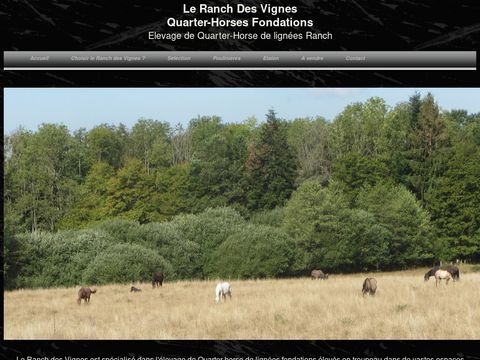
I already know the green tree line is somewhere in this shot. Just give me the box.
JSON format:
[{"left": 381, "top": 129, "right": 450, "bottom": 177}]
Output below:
[{"left": 4, "top": 93, "right": 480, "bottom": 288}]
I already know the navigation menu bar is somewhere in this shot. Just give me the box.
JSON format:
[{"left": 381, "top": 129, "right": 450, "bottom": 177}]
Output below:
[{"left": 4, "top": 51, "right": 476, "bottom": 70}]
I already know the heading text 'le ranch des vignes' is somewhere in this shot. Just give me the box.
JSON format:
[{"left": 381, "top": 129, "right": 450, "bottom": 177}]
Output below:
[{"left": 183, "top": 4, "right": 298, "bottom": 15}]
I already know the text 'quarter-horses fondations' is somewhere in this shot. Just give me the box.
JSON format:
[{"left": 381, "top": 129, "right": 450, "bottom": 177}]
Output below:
[
  {"left": 424, "top": 266, "right": 459, "bottom": 282},
  {"left": 434, "top": 269, "right": 453, "bottom": 287},
  {"left": 362, "top": 278, "right": 377, "bottom": 296},
  {"left": 77, "top": 287, "right": 96, "bottom": 304},
  {"left": 152, "top": 271, "right": 164, "bottom": 288},
  {"left": 311, "top": 269, "right": 329, "bottom": 280},
  {"left": 215, "top": 282, "right": 232, "bottom": 304}
]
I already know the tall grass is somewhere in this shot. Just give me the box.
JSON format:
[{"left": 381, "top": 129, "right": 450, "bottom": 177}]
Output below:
[{"left": 4, "top": 268, "right": 479, "bottom": 339}]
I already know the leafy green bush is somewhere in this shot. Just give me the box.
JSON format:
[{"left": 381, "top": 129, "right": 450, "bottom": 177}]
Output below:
[
  {"left": 13, "top": 229, "right": 113, "bottom": 288},
  {"left": 82, "top": 243, "right": 173, "bottom": 285},
  {"left": 93, "top": 219, "right": 142, "bottom": 244},
  {"left": 140, "top": 222, "right": 201, "bottom": 279},
  {"left": 171, "top": 207, "right": 246, "bottom": 277},
  {"left": 250, "top": 207, "right": 285, "bottom": 227},
  {"left": 172, "top": 207, "right": 245, "bottom": 244},
  {"left": 206, "top": 225, "right": 294, "bottom": 279},
  {"left": 90, "top": 219, "right": 202, "bottom": 279}
]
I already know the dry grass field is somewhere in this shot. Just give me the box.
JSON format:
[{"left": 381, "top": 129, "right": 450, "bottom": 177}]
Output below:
[{"left": 4, "top": 268, "right": 480, "bottom": 339}]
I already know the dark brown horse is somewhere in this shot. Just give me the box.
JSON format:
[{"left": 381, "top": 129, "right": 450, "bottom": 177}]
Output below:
[
  {"left": 362, "top": 278, "right": 377, "bottom": 296},
  {"left": 130, "top": 286, "right": 142, "bottom": 292},
  {"left": 311, "top": 269, "right": 329, "bottom": 280},
  {"left": 77, "top": 287, "right": 96, "bottom": 304},
  {"left": 152, "top": 271, "right": 164, "bottom": 288}
]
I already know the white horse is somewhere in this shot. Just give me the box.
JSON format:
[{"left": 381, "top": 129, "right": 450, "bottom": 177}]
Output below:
[
  {"left": 215, "top": 282, "right": 232, "bottom": 304},
  {"left": 434, "top": 269, "right": 452, "bottom": 287}
]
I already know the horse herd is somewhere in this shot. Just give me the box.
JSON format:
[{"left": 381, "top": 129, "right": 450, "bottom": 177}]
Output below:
[
  {"left": 77, "top": 271, "right": 164, "bottom": 304},
  {"left": 76, "top": 266, "right": 461, "bottom": 304}
]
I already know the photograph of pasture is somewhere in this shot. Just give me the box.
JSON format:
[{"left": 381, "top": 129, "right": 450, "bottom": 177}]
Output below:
[{"left": 3, "top": 88, "right": 480, "bottom": 339}]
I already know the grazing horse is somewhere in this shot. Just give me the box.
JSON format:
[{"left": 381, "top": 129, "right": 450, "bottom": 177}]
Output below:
[
  {"left": 434, "top": 269, "right": 453, "bottom": 287},
  {"left": 215, "top": 282, "right": 232, "bottom": 304},
  {"left": 424, "top": 266, "right": 460, "bottom": 282},
  {"left": 130, "top": 286, "right": 142, "bottom": 292},
  {"left": 77, "top": 287, "right": 96, "bottom": 304},
  {"left": 152, "top": 271, "right": 164, "bottom": 288},
  {"left": 362, "top": 278, "right": 377, "bottom": 296},
  {"left": 424, "top": 267, "right": 439, "bottom": 281},
  {"left": 311, "top": 269, "right": 329, "bottom": 280}
]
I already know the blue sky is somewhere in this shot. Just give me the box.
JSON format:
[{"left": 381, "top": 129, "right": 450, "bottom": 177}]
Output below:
[{"left": 4, "top": 88, "right": 480, "bottom": 134}]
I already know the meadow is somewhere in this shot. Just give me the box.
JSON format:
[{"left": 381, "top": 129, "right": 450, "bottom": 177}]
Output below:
[{"left": 4, "top": 268, "right": 480, "bottom": 339}]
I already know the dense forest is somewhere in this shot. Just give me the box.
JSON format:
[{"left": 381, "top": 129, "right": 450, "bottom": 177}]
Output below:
[{"left": 4, "top": 93, "right": 480, "bottom": 289}]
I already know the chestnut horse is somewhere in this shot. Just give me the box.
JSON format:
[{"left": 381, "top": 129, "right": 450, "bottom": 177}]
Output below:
[{"left": 77, "top": 287, "right": 96, "bottom": 304}]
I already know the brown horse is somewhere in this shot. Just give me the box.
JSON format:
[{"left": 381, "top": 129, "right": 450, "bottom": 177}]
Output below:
[
  {"left": 130, "top": 286, "right": 142, "bottom": 292},
  {"left": 77, "top": 287, "right": 96, "bottom": 304},
  {"left": 362, "top": 278, "right": 377, "bottom": 296}
]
